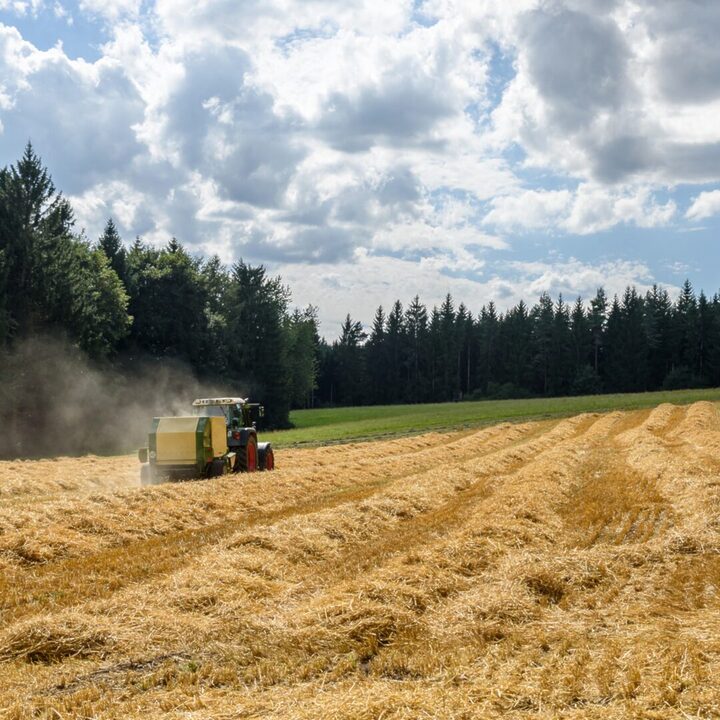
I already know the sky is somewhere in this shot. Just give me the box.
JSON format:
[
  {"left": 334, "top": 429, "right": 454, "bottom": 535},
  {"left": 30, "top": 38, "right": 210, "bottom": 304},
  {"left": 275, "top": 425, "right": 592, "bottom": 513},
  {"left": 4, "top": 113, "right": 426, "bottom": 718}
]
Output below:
[{"left": 1, "top": 0, "right": 719, "bottom": 337}]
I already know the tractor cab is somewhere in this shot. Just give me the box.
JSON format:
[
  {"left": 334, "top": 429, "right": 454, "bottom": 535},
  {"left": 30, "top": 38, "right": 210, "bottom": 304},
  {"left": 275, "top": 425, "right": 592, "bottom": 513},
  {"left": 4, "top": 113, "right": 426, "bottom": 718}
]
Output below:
[
  {"left": 191, "top": 397, "right": 265, "bottom": 429},
  {"left": 191, "top": 398, "right": 272, "bottom": 473}
]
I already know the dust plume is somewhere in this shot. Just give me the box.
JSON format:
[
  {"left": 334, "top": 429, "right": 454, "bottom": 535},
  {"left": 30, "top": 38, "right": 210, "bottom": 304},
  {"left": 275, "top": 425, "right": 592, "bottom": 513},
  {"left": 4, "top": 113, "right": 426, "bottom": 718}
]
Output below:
[{"left": 0, "top": 335, "right": 242, "bottom": 459}]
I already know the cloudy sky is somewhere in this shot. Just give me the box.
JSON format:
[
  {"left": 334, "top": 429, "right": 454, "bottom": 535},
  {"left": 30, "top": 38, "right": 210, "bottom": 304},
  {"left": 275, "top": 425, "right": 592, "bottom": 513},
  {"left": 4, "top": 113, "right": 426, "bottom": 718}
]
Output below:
[{"left": 1, "top": 0, "right": 719, "bottom": 335}]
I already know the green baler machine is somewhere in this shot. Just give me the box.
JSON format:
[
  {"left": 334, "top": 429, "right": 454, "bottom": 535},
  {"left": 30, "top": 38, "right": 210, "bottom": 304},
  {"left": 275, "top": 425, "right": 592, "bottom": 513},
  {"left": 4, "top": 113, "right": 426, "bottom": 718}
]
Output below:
[{"left": 138, "top": 397, "right": 274, "bottom": 485}]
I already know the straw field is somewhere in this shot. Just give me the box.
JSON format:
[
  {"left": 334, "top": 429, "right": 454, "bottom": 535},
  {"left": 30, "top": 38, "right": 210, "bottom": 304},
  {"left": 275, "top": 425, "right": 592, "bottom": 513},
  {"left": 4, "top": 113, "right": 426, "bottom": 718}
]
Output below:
[{"left": 1, "top": 402, "right": 720, "bottom": 718}]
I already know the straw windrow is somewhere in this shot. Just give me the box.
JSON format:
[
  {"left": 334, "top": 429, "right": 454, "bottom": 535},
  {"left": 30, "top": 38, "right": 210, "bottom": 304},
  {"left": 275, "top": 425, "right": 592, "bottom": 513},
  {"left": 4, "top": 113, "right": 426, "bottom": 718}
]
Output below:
[{"left": 1, "top": 402, "right": 719, "bottom": 718}]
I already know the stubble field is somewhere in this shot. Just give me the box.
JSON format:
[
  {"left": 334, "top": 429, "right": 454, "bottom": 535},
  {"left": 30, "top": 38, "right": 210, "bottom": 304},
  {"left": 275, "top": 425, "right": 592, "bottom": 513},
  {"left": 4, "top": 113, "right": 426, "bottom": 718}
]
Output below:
[{"left": 1, "top": 401, "right": 720, "bottom": 718}]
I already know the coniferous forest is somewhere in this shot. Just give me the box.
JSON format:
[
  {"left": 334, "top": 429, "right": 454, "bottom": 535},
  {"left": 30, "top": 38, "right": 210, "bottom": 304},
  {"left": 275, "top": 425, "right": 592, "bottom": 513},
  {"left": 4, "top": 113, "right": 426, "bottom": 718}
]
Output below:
[{"left": 1, "top": 145, "right": 720, "bottom": 454}]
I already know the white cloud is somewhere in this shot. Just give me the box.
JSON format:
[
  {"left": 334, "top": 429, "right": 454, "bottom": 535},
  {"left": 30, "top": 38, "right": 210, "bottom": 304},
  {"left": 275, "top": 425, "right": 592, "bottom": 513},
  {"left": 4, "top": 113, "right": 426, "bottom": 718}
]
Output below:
[
  {"left": 490, "top": 2, "right": 720, "bottom": 185},
  {"left": 484, "top": 185, "right": 676, "bottom": 235},
  {"left": 78, "top": 0, "right": 140, "bottom": 21},
  {"left": 686, "top": 190, "right": 720, "bottom": 221},
  {"left": 483, "top": 189, "right": 572, "bottom": 230},
  {"left": 506, "top": 258, "right": 668, "bottom": 304},
  {"left": 281, "top": 252, "right": 670, "bottom": 339},
  {"left": 562, "top": 185, "right": 676, "bottom": 235},
  {"left": 0, "top": 0, "right": 44, "bottom": 16}
]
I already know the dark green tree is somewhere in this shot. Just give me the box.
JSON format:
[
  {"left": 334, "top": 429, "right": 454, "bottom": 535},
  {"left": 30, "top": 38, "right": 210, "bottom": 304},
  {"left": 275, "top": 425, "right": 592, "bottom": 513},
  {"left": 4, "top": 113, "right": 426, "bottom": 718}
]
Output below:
[
  {"left": 98, "top": 218, "right": 127, "bottom": 285},
  {"left": 226, "top": 261, "right": 291, "bottom": 427},
  {"left": 589, "top": 287, "right": 607, "bottom": 376},
  {"left": 531, "top": 293, "right": 555, "bottom": 395},
  {"left": 285, "top": 306, "right": 320, "bottom": 408},
  {"left": 334, "top": 314, "right": 367, "bottom": 406},
  {"left": 366, "top": 305, "right": 387, "bottom": 404},
  {"left": 385, "top": 300, "right": 405, "bottom": 404},
  {"left": 404, "top": 296, "right": 429, "bottom": 402}
]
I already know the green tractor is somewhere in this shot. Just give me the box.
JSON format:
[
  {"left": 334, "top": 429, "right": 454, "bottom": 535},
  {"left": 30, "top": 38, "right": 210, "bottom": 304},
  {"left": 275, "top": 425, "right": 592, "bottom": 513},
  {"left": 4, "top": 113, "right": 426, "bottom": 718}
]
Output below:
[{"left": 138, "top": 397, "right": 275, "bottom": 485}]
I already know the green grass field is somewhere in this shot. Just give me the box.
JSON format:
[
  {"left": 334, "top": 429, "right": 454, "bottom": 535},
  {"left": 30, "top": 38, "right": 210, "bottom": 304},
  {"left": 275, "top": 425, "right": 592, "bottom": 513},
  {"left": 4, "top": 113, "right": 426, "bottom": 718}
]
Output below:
[{"left": 266, "top": 387, "right": 720, "bottom": 447}]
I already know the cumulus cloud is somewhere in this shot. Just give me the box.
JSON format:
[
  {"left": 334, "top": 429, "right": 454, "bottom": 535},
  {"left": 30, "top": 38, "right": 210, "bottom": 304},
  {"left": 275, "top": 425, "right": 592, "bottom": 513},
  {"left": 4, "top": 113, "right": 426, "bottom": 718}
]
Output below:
[
  {"left": 647, "top": 2, "right": 720, "bottom": 104},
  {"left": 506, "top": 258, "right": 666, "bottom": 303},
  {"left": 562, "top": 185, "right": 676, "bottom": 235},
  {"left": 484, "top": 185, "right": 676, "bottom": 235},
  {"left": 483, "top": 189, "right": 572, "bottom": 231},
  {"left": 78, "top": 0, "right": 141, "bottom": 21},
  {"left": 0, "top": 26, "right": 144, "bottom": 194},
  {"left": 520, "top": 7, "right": 632, "bottom": 133},
  {"left": 492, "top": 1, "right": 720, "bottom": 186},
  {"left": 686, "top": 190, "right": 720, "bottom": 221}
]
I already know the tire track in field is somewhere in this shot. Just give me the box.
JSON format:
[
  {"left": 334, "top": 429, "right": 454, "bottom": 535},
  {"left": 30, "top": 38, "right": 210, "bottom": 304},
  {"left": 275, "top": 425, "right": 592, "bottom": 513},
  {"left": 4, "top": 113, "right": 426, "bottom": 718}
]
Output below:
[
  {"left": 203, "top": 412, "right": 611, "bottom": 687},
  {"left": 5, "top": 405, "right": 720, "bottom": 720},
  {"left": 16, "top": 413, "right": 605, "bottom": 691},
  {"left": 0, "top": 415, "right": 580, "bottom": 672},
  {"left": 360, "top": 405, "right": 707, "bottom": 703},
  {"left": 0, "top": 420, "right": 557, "bottom": 626},
  {"left": 0, "top": 421, "right": 540, "bottom": 569}
]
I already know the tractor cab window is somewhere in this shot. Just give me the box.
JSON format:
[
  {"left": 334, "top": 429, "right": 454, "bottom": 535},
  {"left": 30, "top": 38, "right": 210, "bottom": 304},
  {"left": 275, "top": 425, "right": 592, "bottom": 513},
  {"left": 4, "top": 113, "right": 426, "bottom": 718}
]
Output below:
[{"left": 229, "top": 404, "right": 243, "bottom": 428}]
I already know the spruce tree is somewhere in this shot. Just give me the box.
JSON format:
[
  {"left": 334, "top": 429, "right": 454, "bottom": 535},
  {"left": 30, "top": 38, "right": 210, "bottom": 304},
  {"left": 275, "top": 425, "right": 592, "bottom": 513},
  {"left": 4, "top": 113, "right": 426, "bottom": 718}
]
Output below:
[
  {"left": 98, "top": 218, "right": 127, "bottom": 285},
  {"left": 531, "top": 293, "right": 555, "bottom": 395},
  {"left": 385, "top": 300, "right": 405, "bottom": 404},
  {"left": 404, "top": 296, "right": 428, "bottom": 402},
  {"left": 366, "top": 306, "right": 387, "bottom": 404}
]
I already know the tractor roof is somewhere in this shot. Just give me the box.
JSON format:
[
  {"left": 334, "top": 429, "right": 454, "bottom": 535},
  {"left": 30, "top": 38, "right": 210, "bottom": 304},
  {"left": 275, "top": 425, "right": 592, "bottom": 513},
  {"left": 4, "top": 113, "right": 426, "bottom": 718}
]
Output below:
[{"left": 192, "top": 397, "right": 248, "bottom": 407}]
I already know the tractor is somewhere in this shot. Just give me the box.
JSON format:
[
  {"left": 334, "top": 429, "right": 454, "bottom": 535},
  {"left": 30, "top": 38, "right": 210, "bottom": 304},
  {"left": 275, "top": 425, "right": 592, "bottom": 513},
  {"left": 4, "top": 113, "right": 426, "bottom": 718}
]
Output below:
[{"left": 138, "top": 397, "right": 275, "bottom": 485}]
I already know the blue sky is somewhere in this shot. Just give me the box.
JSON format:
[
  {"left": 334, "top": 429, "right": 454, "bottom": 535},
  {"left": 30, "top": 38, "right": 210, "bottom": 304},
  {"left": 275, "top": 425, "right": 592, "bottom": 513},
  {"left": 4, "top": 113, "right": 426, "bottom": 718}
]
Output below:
[{"left": 1, "top": 0, "right": 719, "bottom": 335}]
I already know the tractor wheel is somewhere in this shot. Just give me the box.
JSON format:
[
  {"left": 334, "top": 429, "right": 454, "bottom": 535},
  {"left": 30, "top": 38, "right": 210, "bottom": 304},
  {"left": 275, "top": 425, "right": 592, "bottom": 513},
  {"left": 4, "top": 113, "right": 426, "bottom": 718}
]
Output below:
[
  {"left": 263, "top": 448, "right": 275, "bottom": 471},
  {"left": 237, "top": 435, "right": 258, "bottom": 473},
  {"left": 258, "top": 442, "right": 275, "bottom": 471},
  {"left": 210, "top": 458, "right": 226, "bottom": 477}
]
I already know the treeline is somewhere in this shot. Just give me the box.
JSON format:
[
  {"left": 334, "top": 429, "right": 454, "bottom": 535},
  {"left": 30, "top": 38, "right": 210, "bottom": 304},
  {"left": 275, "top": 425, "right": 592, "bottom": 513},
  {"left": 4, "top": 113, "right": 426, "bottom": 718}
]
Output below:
[
  {"left": 0, "top": 144, "right": 318, "bottom": 435},
  {"left": 317, "top": 283, "right": 720, "bottom": 406},
  {"left": 1, "top": 144, "right": 719, "bottom": 448}
]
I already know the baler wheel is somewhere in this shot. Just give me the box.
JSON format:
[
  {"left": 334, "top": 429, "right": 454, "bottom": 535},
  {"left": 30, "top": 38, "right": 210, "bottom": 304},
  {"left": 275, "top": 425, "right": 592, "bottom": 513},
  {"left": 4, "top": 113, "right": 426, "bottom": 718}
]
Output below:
[
  {"left": 264, "top": 448, "right": 275, "bottom": 471},
  {"left": 238, "top": 436, "right": 258, "bottom": 473}
]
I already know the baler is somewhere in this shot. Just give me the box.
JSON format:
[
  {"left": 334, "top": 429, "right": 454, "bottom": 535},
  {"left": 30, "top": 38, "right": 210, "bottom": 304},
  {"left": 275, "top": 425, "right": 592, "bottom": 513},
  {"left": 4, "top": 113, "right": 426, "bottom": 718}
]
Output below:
[{"left": 138, "top": 397, "right": 275, "bottom": 485}]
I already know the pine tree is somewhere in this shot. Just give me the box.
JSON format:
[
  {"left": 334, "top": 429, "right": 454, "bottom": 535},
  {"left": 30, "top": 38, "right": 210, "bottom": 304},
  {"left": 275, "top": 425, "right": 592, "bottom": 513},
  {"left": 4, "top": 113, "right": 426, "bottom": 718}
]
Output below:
[
  {"left": 404, "top": 296, "right": 429, "bottom": 402},
  {"left": 477, "top": 302, "right": 499, "bottom": 395},
  {"left": 439, "top": 294, "right": 458, "bottom": 400},
  {"left": 0, "top": 142, "right": 75, "bottom": 336},
  {"left": 697, "top": 291, "right": 713, "bottom": 384},
  {"left": 589, "top": 287, "right": 607, "bottom": 376},
  {"left": 385, "top": 300, "right": 405, "bottom": 404},
  {"left": 366, "top": 306, "right": 387, "bottom": 404},
  {"left": 644, "top": 285, "right": 673, "bottom": 388},
  {"left": 673, "top": 279, "right": 700, "bottom": 377},
  {"left": 603, "top": 295, "right": 623, "bottom": 391},
  {"left": 620, "top": 286, "right": 649, "bottom": 392},
  {"left": 285, "top": 306, "right": 320, "bottom": 408},
  {"left": 226, "top": 261, "right": 292, "bottom": 427},
  {"left": 531, "top": 293, "right": 555, "bottom": 395},
  {"left": 550, "top": 295, "right": 573, "bottom": 395},
  {"left": 456, "top": 303, "right": 474, "bottom": 398},
  {"left": 98, "top": 218, "right": 127, "bottom": 284},
  {"left": 335, "top": 314, "right": 367, "bottom": 406},
  {"left": 501, "top": 300, "right": 532, "bottom": 392}
]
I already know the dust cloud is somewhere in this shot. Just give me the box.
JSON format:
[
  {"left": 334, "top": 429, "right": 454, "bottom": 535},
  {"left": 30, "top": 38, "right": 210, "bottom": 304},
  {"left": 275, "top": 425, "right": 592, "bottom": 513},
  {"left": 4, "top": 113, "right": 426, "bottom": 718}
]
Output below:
[{"left": 0, "top": 335, "right": 241, "bottom": 459}]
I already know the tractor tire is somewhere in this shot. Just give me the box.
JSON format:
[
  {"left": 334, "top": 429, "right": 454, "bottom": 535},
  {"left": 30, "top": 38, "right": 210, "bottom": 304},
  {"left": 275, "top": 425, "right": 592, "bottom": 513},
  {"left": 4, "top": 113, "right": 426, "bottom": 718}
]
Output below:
[
  {"left": 210, "top": 458, "right": 226, "bottom": 478},
  {"left": 258, "top": 442, "right": 275, "bottom": 471},
  {"left": 237, "top": 435, "right": 258, "bottom": 473}
]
